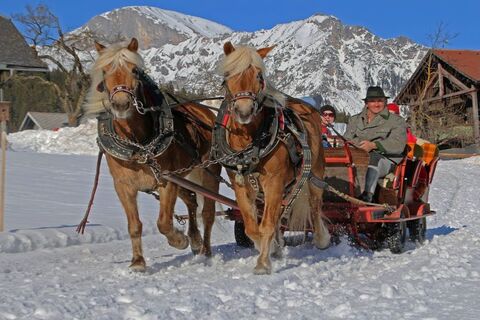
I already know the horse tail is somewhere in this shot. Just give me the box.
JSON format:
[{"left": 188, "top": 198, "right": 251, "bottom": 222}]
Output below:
[
  {"left": 287, "top": 183, "right": 312, "bottom": 235},
  {"left": 185, "top": 168, "right": 205, "bottom": 217}
]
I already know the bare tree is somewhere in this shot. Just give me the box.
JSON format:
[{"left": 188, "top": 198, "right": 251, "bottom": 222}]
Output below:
[
  {"left": 427, "top": 21, "right": 459, "bottom": 49},
  {"left": 12, "top": 4, "right": 98, "bottom": 126}
]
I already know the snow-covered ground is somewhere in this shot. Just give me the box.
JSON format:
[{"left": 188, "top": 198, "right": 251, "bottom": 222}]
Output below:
[{"left": 1, "top": 125, "right": 480, "bottom": 319}]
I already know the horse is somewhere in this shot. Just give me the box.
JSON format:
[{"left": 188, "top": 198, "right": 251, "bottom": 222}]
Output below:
[
  {"left": 215, "top": 42, "right": 331, "bottom": 274},
  {"left": 83, "top": 38, "right": 221, "bottom": 271}
]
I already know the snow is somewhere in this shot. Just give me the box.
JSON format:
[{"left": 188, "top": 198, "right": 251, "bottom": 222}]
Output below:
[
  {"left": 115, "top": 6, "right": 232, "bottom": 38},
  {"left": 1, "top": 126, "right": 480, "bottom": 319}
]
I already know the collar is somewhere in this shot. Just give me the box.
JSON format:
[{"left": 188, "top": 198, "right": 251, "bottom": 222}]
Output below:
[{"left": 361, "top": 106, "right": 390, "bottom": 122}]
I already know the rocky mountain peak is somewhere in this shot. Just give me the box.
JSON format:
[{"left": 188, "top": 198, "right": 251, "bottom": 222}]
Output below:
[{"left": 68, "top": 7, "right": 426, "bottom": 114}]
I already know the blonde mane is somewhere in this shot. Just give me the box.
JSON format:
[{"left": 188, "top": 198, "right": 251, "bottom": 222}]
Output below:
[
  {"left": 218, "top": 46, "right": 285, "bottom": 107},
  {"left": 83, "top": 42, "right": 145, "bottom": 114}
]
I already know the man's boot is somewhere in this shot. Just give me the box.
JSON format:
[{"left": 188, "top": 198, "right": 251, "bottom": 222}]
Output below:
[{"left": 359, "top": 166, "right": 379, "bottom": 203}]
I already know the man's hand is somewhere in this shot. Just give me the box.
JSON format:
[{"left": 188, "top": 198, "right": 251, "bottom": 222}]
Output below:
[{"left": 357, "top": 140, "right": 376, "bottom": 152}]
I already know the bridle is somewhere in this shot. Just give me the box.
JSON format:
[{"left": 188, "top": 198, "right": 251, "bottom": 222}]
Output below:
[
  {"left": 97, "top": 67, "right": 146, "bottom": 115},
  {"left": 223, "top": 67, "right": 266, "bottom": 117}
]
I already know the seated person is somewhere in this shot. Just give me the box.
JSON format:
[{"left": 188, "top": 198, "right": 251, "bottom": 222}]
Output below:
[
  {"left": 344, "top": 86, "right": 407, "bottom": 202},
  {"left": 387, "top": 103, "right": 417, "bottom": 144},
  {"left": 320, "top": 104, "right": 346, "bottom": 148}
]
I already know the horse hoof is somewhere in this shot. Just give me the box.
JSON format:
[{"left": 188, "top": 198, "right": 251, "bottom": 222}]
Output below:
[
  {"left": 199, "top": 246, "right": 212, "bottom": 257},
  {"left": 168, "top": 235, "right": 189, "bottom": 250},
  {"left": 129, "top": 257, "right": 146, "bottom": 272},
  {"left": 189, "top": 234, "right": 203, "bottom": 255},
  {"left": 253, "top": 262, "right": 272, "bottom": 275},
  {"left": 314, "top": 234, "right": 331, "bottom": 250}
]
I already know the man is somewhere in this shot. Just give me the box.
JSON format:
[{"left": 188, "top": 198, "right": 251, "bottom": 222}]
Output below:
[
  {"left": 344, "top": 86, "right": 407, "bottom": 202},
  {"left": 320, "top": 104, "right": 346, "bottom": 147}
]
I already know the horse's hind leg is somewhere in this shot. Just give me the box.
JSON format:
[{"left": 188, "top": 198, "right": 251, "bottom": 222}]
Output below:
[
  {"left": 199, "top": 164, "right": 221, "bottom": 257},
  {"left": 178, "top": 187, "right": 202, "bottom": 255},
  {"left": 157, "top": 182, "right": 189, "bottom": 250},
  {"left": 114, "top": 182, "right": 145, "bottom": 271}
]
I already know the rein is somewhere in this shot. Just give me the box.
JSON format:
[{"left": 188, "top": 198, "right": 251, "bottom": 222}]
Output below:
[{"left": 76, "top": 151, "right": 103, "bottom": 234}]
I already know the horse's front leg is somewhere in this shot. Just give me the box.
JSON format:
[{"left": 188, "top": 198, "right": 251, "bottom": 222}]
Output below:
[
  {"left": 233, "top": 182, "right": 261, "bottom": 249},
  {"left": 114, "top": 181, "right": 145, "bottom": 271},
  {"left": 254, "top": 177, "right": 284, "bottom": 275},
  {"left": 157, "top": 182, "right": 189, "bottom": 250}
]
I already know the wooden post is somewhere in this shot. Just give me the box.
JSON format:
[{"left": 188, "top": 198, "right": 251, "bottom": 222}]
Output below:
[
  {"left": 438, "top": 64, "right": 444, "bottom": 97},
  {"left": 471, "top": 86, "right": 480, "bottom": 146},
  {"left": 0, "top": 101, "right": 9, "bottom": 232}
]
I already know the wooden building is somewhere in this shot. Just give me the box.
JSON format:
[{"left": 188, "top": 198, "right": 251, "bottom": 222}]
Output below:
[
  {"left": 0, "top": 15, "right": 49, "bottom": 130},
  {"left": 0, "top": 15, "right": 49, "bottom": 82},
  {"left": 19, "top": 112, "right": 68, "bottom": 131},
  {"left": 395, "top": 49, "right": 480, "bottom": 147}
]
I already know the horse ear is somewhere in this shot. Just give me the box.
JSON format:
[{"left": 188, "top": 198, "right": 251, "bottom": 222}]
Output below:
[
  {"left": 127, "top": 38, "right": 138, "bottom": 52},
  {"left": 257, "top": 45, "right": 276, "bottom": 59},
  {"left": 95, "top": 41, "right": 105, "bottom": 53},
  {"left": 223, "top": 42, "right": 235, "bottom": 55}
]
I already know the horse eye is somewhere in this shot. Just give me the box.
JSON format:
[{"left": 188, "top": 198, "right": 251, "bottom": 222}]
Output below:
[{"left": 96, "top": 82, "right": 105, "bottom": 93}]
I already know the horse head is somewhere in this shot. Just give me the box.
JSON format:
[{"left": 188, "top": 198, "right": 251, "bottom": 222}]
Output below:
[
  {"left": 220, "top": 42, "right": 275, "bottom": 124},
  {"left": 88, "top": 38, "right": 144, "bottom": 119}
]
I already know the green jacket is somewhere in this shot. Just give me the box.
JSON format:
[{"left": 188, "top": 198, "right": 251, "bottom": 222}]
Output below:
[{"left": 344, "top": 107, "right": 407, "bottom": 155}]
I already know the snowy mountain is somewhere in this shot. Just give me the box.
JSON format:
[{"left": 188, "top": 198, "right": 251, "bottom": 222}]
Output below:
[
  {"left": 75, "top": 6, "right": 232, "bottom": 48},
  {"left": 71, "top": 6, "right": 426, "bottom": 114}
]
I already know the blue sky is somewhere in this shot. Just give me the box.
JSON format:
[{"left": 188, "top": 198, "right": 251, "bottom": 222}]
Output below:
[{"left": 1, "top": 0, "right": 479, "bottom": 49}]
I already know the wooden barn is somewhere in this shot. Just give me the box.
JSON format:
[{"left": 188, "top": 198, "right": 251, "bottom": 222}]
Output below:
[
  {"left": 0, "top": 15, "right": 48, "bottom": 83},
  {"left": 0, "top": 15, "right": 49, "bottom": 130},
  {"left": 395, "top": 49, "right": 480, "bottom": 147}
]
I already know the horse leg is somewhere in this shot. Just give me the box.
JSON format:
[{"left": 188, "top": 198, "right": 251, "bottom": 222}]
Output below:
[
  {"left": 271, "top": 223, "right": 284, "bottom": 259},
  {"left": 309, "top": 185, "right": 331, "bottom": 249},
  {"left": 198, "top": 164, "right": 221, "bottom": 257},
  {"left": 157, "top": 182, "right": 189, "bottom": 250},
  {"left": 234, "top": 185, "right": 261, "bottom": 250},
  {"left": 114, "top": 182, "right": 145, "bottom": 271},
  {"left": 254, "top": 182, "right": 284, "bottom": 275},
  {"left": 178, "top": 187, "right": 202, "bottom": 255}
]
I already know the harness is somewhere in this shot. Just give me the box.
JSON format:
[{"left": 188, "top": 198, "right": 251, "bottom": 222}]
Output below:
[
  {"left": 211, "top": 98, "right": 285, "bottom": 175},
  {"left": 96, "top": 68, "right": 176, "bottom": 162},
  {"left": 211, "top": 96, "right": 312, "bottom": 220},
  {"left": 96, "top": 110, "right": 174, "bottom": 162}
]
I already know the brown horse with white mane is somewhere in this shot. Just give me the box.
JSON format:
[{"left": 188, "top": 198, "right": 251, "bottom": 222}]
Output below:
[
  {"left": 84, "top": 38, "right": 220, "bottom": 271},
  {"left": 215, "top": 42, "right": 331, "bottom": 274}
]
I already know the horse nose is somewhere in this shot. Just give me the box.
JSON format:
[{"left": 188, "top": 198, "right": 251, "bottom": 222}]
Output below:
[
  {"left": 111, "top": 93, "right": 131, "bottom": 110},
  {"left": 234, "top": 99, "right": 254, "bottom": 117}
]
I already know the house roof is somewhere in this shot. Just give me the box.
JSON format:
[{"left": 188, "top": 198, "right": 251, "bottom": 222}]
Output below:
[
  {"left": 433, "top": 49, "right": 480, "bottom": 82},
  {"left": 0, "top": 16, "right": 48, "bottom": 70},
  {"left": 20, "top": 112, "right": 68, "bottom": 130},
  {"left": 394, "top": 49, "right": 480, "bottom": 104}
]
